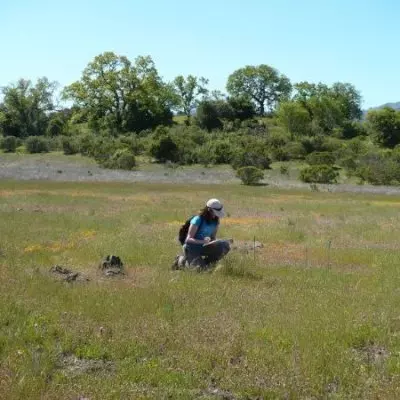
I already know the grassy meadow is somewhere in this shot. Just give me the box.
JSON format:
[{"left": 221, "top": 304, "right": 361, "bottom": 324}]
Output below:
[{"left": 1, "top": 180, "right": 400, "bottom": 399}]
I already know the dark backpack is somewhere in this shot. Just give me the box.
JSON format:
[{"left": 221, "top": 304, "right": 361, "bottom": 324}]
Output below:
[{"left": 178, "top": 215, "right": 203, "bottom": 245}]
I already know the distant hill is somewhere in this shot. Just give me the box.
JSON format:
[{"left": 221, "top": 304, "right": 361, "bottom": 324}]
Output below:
[
  {"left": 372, "top": 102, "right": 400, "bottom": 110},
  {"left": 363, "top": 102, "right": 400, "bottom": 117}
]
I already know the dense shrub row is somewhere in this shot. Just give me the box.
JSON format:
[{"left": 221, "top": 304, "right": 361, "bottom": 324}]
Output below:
[{"left": 3, "top": 119, "right": 400, "bottom": 186}]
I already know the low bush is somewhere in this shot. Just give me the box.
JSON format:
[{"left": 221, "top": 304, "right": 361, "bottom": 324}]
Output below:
[
  {"left": 231, "top": 149, "right": 271, "bottom": 170},
  {"left": 102, "top": 149, "right": 136, "bottom": 170},
  {"left": 236, "top": 166, "right": 264, "bottom": 185},
  {"left": 306, "top": 151, "right": 335, "bottom": 166},
  {"left": 284, "top": 142, "right": 307, "bottom": 160},
  {"left": 354, "top": 152, "right": 400, "bottom": 185},
  {"left": 300, "top": 165, "right": 339, "bottom": 184},
  {"left": 0, "top": 136, "right": 17, "bottom": 152},
  {"left": 25, "top": 136, "right": 50, "bottom": 153},
  {"left": 199, "top": 140, "right": 235, "bottom": 165},
  {"left": 62, "top": 137, "right": 80, "bottom": 155},
  {"left": 149, "top": 135, "right": 179, "bottom": 163}
]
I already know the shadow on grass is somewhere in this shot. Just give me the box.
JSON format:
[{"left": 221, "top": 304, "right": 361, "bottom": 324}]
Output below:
[{"left": 239, "top": 182, "right": 269, "bottom": 187}]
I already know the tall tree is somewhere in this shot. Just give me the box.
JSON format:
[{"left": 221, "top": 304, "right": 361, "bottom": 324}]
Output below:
[
  {"left": 277, "top": 101, "right": 312, "bottom": 138},
  {"left": 172, "top": 75, "right": 208, "bottom": 123},
  {"left": 226, "top": 65, "right": 291, "bottom": 115},
  {"left": 367, "top": 107, "right": 400, "bottom": 148},
  {"left": 0, "top": 78, "right": 57, "bottom": 137},
  {"left": 63, "top": 52, "right": 174, "bottom": 132},
  {"left": 292, "top": 81, "right": 362, "bottom": 134},
  {"left": 331, "top": 82, "right": 362, "bottom": 120}
]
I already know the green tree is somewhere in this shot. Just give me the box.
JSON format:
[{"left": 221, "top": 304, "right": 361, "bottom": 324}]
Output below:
[
  {"left": 172, "top": 75, "right": 208, "bottom": 123},
  {"left": 226, "top": 65, "right": 291, "bottom": 115},
  {"left": 195, "top": 100, "right": 223, "bottom": 131},
  {"left": 196, "top": 97, "right": 255, "bottom": 129},
  {"left": 227, "top": 96, "right": 256, "bottom": 121},
  {"left": 367, "top": 107, "right": 400, "bottom": 148},
  {"left": 293, "top": 81, "right": 362, "bottom": 134},
  {"left": 0, "top": 78, "right": 57, "bottom": 138},
  {"left": 331, "top": 82, "right": 363, "bottom": 120},
  {"left": 150, "top": 135, "right": 179, "bottom": 163},
  {"left": 63, "top": 52, "right": 174, "bottom": 133},
  {"left": 277, "top": 101, "right": 311, "bottom": 138}
]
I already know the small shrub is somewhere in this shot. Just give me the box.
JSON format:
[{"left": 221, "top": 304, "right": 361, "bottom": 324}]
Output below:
[
  {"left": 271, "top": 147, "right": 289, "bottom": 161},
  {"left": 195, "top": 101, "right": 223, "bottom": 131},
  {"left": 284, "top": 142, "right": 307, "bottom": 160},
  {"left": 266, "top": 131, "right": 289, "bottom": 148},
  {"left": 0, "top": 136, "right": 17, "bottom": 152},
  {"left": 231, "top": 150, "right": 271, "bottom": 170},
  {"left": 78, "top": 134, "right": 97, "bottom": 156},
  {"left": 236, "top": 166, "right": 264, "bottom": 185},
  {"left": 333, "top": 121, "right": 366, "bottom": 139},
  {"left": 306, "top": 152, "right": 335, "bottom": 166},
  {"left": 346, "top": 137, "right": 369, "bottom": 155},
  {"left": 25, "top": 136, "right": 50, "bottom": 153},
  {"left": 321, "top": 137, "right": 345, "bottom": 153},
  {"left": 117, "top": 135, "right": 144, "bottom": 155},
  {"left": 103, "top": 149, "right": 136, "bottom": 170},
  {"left": 280, "top": 165, "right": 289, "bottom": 175},
  {"left": 199, "top": 140, "right": 235, "bottom": 165},
  {"left": 48, "top": 136, "right": 63, "bottom": 151},
  {"left": 149, "top": 135, "right": 179, "bottom": 163},
  {"left": 300, "top": 165, "right": 339, "bottom": 184},
  {"left": 301, "top": 136, "right": 325, "bottom": 154},
  {"left": 354, "top": 152, "right": 400, "bottom": 185},
  {"left": 339, "top": 156, "right": 358, "bottom": 176},
  {"left": 62, "top": 137, "right": 79, "bottom": 155},
  {"left": 92, "top": 136, "right": 119, "bottom": 164},
  {"left": 46, "top": 116, "right": 66, "bottom": 137}
]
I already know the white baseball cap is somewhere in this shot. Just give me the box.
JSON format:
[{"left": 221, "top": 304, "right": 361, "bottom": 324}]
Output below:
[{"left": 206, "top": 198, "right": 225, "bottom": 218}]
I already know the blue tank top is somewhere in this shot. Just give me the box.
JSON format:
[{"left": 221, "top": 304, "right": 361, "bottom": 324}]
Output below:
[{"left": 190, "top": 216, "right": 218, "bottom": 240}]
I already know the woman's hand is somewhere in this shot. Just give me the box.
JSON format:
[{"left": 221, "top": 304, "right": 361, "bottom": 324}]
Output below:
[{"left": 203, "top": 237, "right": 211, "bottom": 244}]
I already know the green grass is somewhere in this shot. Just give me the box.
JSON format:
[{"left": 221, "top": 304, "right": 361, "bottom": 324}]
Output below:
[
  {"left": 0, "top": 151, "right": 98, "bottom": 165},
  {"left": 173, "top": 115, "right": 188, "bottom": 125},
  {"left": 2, "top": 180, "right": 400, "bottom": 399}
]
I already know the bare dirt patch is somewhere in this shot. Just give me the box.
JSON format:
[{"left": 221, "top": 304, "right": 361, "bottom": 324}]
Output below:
[
  {"left": 57, "top": 354, "right": 115, "bottom": 377},
  {"left": 352, "top": 344, "right": 390, "bottom": 365},
  {"left": 231, "top": 240, "right": 264, "bottom": 252}
]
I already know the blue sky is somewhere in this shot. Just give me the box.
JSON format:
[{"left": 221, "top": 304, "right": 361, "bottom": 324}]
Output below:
[{"left": 1, "top": 0, "right": 399, "bottom": 108}]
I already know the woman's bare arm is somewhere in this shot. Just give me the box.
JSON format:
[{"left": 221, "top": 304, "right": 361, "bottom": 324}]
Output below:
[{"left": 185, "top": 224, "right": 210, "bottom": 245}]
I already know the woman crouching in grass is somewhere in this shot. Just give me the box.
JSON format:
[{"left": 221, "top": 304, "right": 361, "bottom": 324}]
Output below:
[{"left": 173, "top": 199, "right": 231, "bottom": 270}]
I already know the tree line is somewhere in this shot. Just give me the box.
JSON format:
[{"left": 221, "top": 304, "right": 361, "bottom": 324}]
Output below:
[{"left": 1, "top": 51, "right": 400, "bottom": 185}]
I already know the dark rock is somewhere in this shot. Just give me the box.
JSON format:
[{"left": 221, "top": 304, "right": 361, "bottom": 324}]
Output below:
[
  {"left": 99, "top": 255, "right": 123, "bottom": 270},
  {"left": 50, "top": 265, "right": 72, "bottom": 275},
  {"left": 99, "top": 255, "right": 124, "bottom": 277},
  {"left": 50, "top": 265, "right": 89, "bottom": 283}
]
